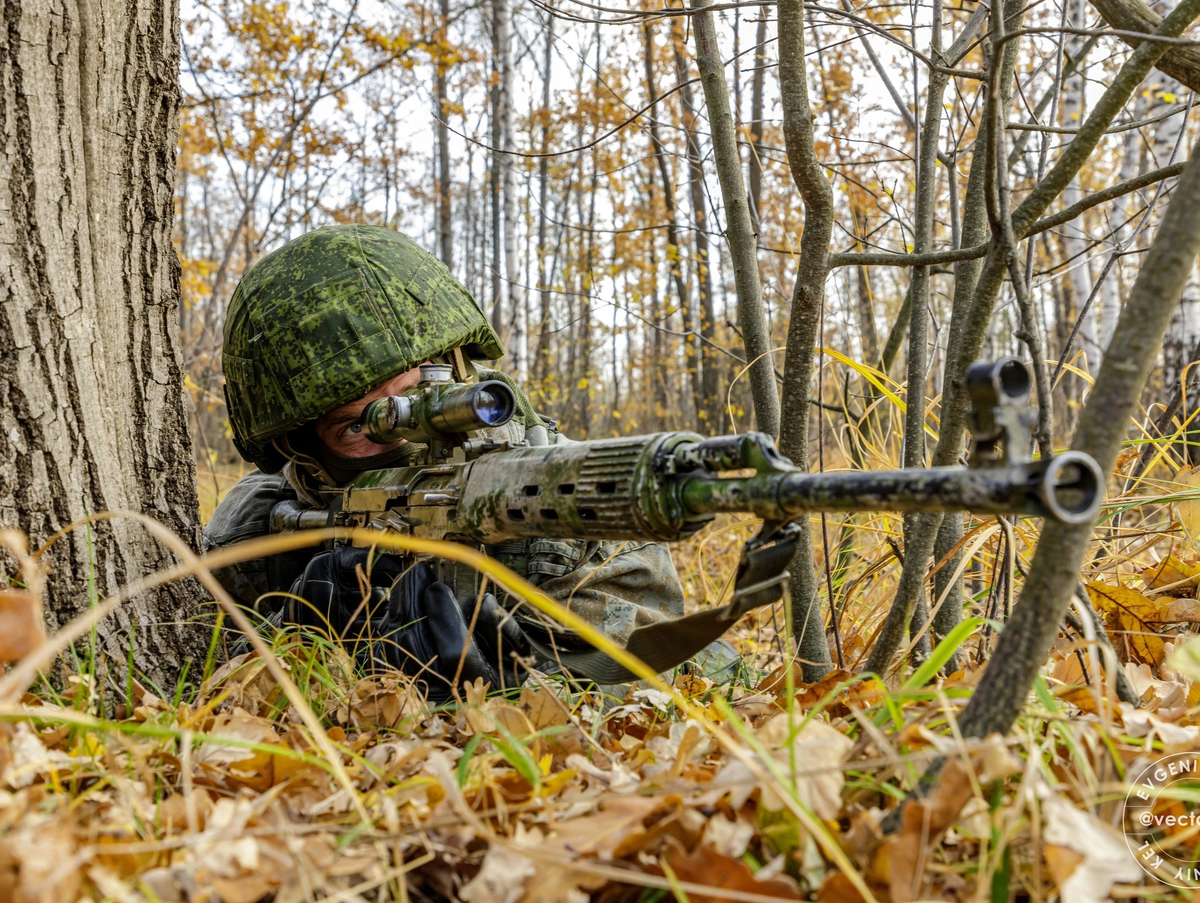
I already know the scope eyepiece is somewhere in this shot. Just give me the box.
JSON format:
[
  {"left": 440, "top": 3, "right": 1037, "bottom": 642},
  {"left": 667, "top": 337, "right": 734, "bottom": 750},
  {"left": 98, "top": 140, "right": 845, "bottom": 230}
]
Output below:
[{"left": 361, "top": 379, "right": 518, "bottom": 444}]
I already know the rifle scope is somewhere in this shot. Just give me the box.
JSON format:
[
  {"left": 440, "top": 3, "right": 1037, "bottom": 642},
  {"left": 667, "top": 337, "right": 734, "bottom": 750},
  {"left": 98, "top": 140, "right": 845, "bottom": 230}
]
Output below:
[{"left": 360, "top": 380, "right": 517, "bottom": 444}]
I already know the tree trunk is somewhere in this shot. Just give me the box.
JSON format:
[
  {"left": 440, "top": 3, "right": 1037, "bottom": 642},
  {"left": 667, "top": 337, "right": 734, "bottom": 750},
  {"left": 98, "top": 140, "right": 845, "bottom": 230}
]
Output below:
[
  {"left": 1061, "top": 0, "right": 1102, "bottom": 370},
  {"left": 0, "top": 0, "right": 209, "bottom": 686},
  {"left": 961, "top": 132, "right": 1200, "bottom": 738},
  {"left": 489, "top": 2, "right": 503, "bottom": 333},
  {"left": 534, "top": 13, "right": 554, "bottom": 387},
  {"left": 1096, "top": 89, "right": 1149, "bottom": 348},
  {"left": 495, "top": 0, "right": 523, "bottom": 377},
  {"left": 643, "top": 21, "right": 700, "bottom": 424},
  {"left": 689, "top": 0, "right": 780, "bottom": 437},
  {"left": 434, "top": 0, "right": 453, "bottom": 268},
  {"left": 669, "top": 24, "right": 720, "bottom": 429},
  {"left": 862, "top": 0, "right": 991, "bottom": 675},
  {"left": 747, "top": 13, "right": 768, "bottom": 233},
  {"left": 777, "top": 0, "right": 833, "bottom": 680},
  {"left": 1150, "top": 30, "right": 1200, "bottom": 425}
]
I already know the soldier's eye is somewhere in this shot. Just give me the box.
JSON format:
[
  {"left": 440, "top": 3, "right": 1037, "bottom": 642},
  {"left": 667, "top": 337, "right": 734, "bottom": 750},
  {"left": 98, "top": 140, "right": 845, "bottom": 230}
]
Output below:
[{"left": 348, "top": 421, "right": 363, "bottom": 435}]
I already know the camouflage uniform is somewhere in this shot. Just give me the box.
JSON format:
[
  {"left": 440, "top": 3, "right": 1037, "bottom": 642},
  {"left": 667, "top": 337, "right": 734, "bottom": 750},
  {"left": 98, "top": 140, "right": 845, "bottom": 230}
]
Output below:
[
  {"left": 203, "top": 410, "right": 688, "bottom": 649},
  {"left": 210, "top": 223, "right": 690, "bottom": 659}
]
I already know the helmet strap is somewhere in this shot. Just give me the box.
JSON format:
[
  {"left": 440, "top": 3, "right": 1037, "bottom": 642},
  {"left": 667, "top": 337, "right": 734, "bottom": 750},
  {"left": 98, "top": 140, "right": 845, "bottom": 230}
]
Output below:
[{"left": 449, "top": 347, "right": 475, "bottom": 383}]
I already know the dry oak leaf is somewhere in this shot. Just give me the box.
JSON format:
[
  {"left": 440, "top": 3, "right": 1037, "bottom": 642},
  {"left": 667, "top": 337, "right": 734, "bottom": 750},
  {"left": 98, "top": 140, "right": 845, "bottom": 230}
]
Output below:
[
  {"left": 876, "top": 757, "right": 975, "bottom": 903},
  {"left": 664, "top": 838, "right": 802, "bottom": 902},
  {"left": 3, "top": 723, "right": 78, "bottom": 789},
  {"left": 545, "top": 792, "right": 684, "bottom": 860},
  {"left": 459, "top": 844, "right": 536, "bottom": 903},
  {"left": 1040, "top": 788, "right": 1141, "bottom": 903},
  {"left": 0, "top": 815, "right": 82, "bottom": 903},
  {"left": 520, "top": 685, "right": 570, "bottom": 732},
  {"left": 195, "top": 708, "right": 287, "bottom": 791},
  {"left": 199, "top": 651, "right": 282, "bottom": 717},
  {"left": 760, "top": 667, "right": 885, "bottom": 716},
  {"left": 1085, "top": 582, "right": 1200, "bottom": 666},
  {"left": 757, "top": 713, "right": 853, "bottom": 818},
  {"left": 1142, "top": 552, "right": 1200, "bottom": 597},
  {"left": 338, "top": 676, "right": 425, "bottom": 729}
]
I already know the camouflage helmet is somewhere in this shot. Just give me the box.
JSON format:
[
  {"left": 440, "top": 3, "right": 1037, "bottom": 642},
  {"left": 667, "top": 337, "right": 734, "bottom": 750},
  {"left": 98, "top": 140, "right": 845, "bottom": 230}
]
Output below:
[{"left": 223, "top": 224, "right": 504, "bottom": 472}]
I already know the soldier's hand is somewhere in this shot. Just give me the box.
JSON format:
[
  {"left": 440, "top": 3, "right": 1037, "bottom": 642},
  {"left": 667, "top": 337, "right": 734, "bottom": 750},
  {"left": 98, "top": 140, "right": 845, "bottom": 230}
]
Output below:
[
  {"left": 380, "top": 561, "right": 529, "bottom": 702},
  {"left": 285, "top": 546, "right": 407, "bottom": 635},
  {"left": 285, "top": 550, "right": 528, "bottom": 702}
]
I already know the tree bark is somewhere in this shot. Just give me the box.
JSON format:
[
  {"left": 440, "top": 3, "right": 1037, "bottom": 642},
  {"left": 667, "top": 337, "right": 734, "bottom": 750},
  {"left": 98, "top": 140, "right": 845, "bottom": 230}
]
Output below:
[
  {"left": 862, "top": 0, "right": 993, "bottom": 674},
  {"left": 489, "top": 1, "right": 503, "bottom": 332},
  {"left": 495, "top": 0, "right": 524, "bottom": 378},
  {"left": 669, "top": 24, "right": 720, "bottom": 429},
  {"left": 690, "top": 0, "right": 780, "bottom": 437},
  {"left": 1090, "top": 0, "right": 1200, "bottom": 92},
  {"left": 0, "top": 0, "right": 209, "bottom": 685},
  {"left": 747, "top": 13, "right": 768, "bottom": 232},
  {"left": 434, "top": 0, "right": 453, "bottom": 268},
  {"left": 534, "top": 13, "right": 554, "bottom": 386},
  {"left": 777, "top": 0, "right": 833, "bottom": 680},
  {"left": 961, "top": 131, "right": 1200, "bottom": 737},
  {"left": 1061, "top": 0, "right": 1101, "bottom": 368},
  {"left": 934, "top": 0, "right": 1200, "bottom": 483},
  {"left": 644, "top": 21, "right": 701, "bottom": 424}
]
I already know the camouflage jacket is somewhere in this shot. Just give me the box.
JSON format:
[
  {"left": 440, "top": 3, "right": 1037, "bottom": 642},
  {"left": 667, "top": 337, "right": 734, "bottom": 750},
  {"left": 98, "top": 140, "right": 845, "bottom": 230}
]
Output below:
[{"left": 202, "top": 421, "right": 687, "bottom": 648}]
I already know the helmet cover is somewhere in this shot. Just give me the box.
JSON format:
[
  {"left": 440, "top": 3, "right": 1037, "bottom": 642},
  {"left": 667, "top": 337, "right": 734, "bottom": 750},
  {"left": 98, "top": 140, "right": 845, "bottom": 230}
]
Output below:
[{"left": 223, "top": 224, "right": 503, "bottom": 471}]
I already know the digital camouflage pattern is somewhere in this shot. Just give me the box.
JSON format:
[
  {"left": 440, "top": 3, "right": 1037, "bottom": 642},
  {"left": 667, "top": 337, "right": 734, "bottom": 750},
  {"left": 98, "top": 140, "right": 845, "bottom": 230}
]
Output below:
[
  {"left": 223, "top": 224, "right": 504, "bottom": 472},
  {"left": 204, "top": 412, "right": 690, "bottom": 652}
]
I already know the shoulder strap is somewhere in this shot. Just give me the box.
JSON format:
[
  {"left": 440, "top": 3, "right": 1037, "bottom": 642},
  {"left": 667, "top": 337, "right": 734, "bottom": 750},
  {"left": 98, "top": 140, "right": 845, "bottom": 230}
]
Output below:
[{"left": 524, "top": 522, "right": 800, "bottom": 684}]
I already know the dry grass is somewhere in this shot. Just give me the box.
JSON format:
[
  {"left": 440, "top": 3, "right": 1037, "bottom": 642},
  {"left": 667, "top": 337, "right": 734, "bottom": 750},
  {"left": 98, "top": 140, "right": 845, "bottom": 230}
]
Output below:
[{"left": 5, "top": 392, "right": 1200, "bottom": 900}]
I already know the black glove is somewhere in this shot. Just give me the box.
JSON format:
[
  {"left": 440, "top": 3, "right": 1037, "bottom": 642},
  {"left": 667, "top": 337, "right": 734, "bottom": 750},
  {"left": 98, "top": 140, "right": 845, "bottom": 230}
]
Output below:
[
  {"left": 286, "top": 545, "right": 405, "bottom": 638},
  {"left": 287, "top": 550, "right": 528, "bottom": 702}
]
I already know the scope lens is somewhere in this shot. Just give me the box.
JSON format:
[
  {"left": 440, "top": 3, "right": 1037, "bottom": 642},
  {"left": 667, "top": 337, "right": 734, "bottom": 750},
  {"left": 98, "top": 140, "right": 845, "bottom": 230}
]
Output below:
[{"left": 474, "top": 386, "right": 514, "bottom": 425}]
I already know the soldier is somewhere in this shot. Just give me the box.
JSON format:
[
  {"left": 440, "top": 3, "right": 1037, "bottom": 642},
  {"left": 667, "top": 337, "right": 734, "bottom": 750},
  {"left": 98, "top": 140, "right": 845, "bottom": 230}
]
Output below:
[{"left": 205, "top": 224, "right": 731, "bottom": 700}]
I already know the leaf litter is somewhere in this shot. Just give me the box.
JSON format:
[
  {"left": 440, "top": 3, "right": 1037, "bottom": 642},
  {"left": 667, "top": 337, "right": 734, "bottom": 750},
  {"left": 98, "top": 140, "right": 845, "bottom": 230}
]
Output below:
[{"left": 5, "top": 511, "right": 1200, "bottom": 901}]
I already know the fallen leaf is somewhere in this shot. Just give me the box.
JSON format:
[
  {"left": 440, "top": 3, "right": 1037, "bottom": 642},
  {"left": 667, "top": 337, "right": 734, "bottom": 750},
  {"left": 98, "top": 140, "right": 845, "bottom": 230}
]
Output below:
[
  {"left": 818, "top": 870, "right": 871, "bottom": 903},
  {"left": 547, "top": 793, "right": 683, "bottom": 860},
  {"left": 4, "top": 723, "right": 78, "bottom": 789},
  {"left": 0, "top": 590, "right": 42, "bottom": 663},
  {"left": 1175, "top": 464, "right": 1200, "bottom": 545},
  {"left": 1142, "top": 552, "right": 1200, "bottom": 596},
  {"left": 665, "top": 838, "right": 802, "bottom": 901},
  {"left": 758, "top": 714, "right": 853, "bottom": 818},
  {"left": 1086, "top": 582, "right": 1186, "bottom": 665},
  {"left": 520, "top": 685, "right": 569, "bottom": 732},
  {"left": 700, "top": 813, "right": 755, "bottom": 858},
  {"left": 877, "top": 757, "right": 975, "bottom": 903},
  {"left": 1123, "top": 662, "right": 1187, "bottom": 710},
  {"left": 196, "top": 708, "right": 279, "bottom": 789},
  {"left": 1040, "top": 788, "right": 1141, "bottom": 903},
  {"left": 1167, "top": 634, "right": 1200, "bottom": 682},
  {"left": 459, "top": 844, "right": 536, "bottom": 903}
]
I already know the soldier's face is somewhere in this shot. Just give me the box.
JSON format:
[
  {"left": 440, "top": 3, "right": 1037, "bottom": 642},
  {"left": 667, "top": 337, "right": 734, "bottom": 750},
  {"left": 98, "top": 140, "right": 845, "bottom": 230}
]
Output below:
[{"left": 314, "top": 366, "right": 424, "bottom": 456}]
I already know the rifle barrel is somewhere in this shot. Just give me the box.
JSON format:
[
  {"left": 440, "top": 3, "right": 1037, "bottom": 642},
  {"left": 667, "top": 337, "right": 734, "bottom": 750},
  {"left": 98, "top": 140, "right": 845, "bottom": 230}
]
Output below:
[{"left": 679, "top": 451, "right": 1102, "bottom": 525}]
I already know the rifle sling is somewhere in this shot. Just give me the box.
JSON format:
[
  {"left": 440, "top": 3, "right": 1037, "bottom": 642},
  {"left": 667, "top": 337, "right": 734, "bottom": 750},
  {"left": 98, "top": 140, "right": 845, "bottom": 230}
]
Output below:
[
  {"left": 520, "top": 524, "right": 799, "bottom": 685},
  {"left": 521, "top": 589, "right": 774, "bottom": 684}
]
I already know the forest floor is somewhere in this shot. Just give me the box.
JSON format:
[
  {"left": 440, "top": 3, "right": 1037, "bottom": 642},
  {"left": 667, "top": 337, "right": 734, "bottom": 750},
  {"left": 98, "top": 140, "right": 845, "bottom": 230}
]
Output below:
[{"left": 0, "top": 486, "right": 1199, "bottom": 901}]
